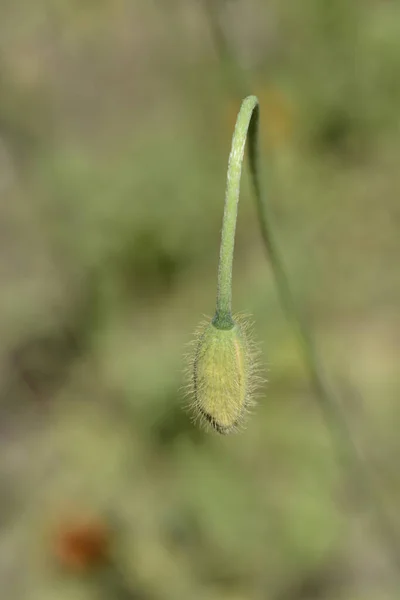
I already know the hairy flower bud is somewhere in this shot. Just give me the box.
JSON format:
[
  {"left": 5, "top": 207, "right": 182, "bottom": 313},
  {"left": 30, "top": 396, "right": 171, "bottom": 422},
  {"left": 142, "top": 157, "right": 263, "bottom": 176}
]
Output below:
[{"left": 186, "top": 315, "right": 261, "bottom": 434}]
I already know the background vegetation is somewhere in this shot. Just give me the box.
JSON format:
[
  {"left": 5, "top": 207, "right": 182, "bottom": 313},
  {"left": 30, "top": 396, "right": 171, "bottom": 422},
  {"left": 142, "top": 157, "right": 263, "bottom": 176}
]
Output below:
[{"left": 0, "top": 1, "right": 399, "bottom": 598}]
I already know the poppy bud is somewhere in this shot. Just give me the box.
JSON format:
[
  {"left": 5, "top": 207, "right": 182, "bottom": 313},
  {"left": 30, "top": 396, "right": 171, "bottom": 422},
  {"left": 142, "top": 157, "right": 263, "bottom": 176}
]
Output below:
[{"left": 186, "top": 315, "right": 261, "bottom": 433}]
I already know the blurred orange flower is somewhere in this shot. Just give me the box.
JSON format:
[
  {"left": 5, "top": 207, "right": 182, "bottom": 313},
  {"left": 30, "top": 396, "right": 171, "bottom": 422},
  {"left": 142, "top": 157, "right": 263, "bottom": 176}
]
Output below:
[
  {"left": 226, "top": 84, "right": 294, "bottom": 149},
  {"left": 53, "top": 515, "right": 111, "bottom": 573}
]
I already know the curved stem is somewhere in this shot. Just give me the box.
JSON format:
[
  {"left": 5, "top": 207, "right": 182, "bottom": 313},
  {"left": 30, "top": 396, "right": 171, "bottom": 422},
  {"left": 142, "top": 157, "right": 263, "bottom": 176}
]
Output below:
[
  {"left": 214, "top": 96, "right": 259, "bottom": 330},
  {"left": 198, "top": 0, "right": 400, "bottom": 576}
]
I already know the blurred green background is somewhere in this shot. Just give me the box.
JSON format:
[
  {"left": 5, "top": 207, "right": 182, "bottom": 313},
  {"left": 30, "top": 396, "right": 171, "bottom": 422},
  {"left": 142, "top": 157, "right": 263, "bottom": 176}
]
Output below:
[{"left": 0, "top": 1, "right": 399, "bottom": 598}]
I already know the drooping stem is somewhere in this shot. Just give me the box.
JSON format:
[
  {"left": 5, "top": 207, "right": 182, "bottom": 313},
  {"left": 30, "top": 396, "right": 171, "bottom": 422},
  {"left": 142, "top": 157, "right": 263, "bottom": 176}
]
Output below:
[
  {"left": 199, "top": 0, "right": 400, "bottom": 576},
  {"left": 214, "top": 96, "right": 259, "bottom": 330}
]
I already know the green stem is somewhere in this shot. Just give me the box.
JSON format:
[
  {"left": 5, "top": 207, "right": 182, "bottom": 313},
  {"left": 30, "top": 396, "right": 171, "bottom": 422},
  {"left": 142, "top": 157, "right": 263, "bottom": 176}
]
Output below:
[
  {"left": 236, "top": 94, "right": 400, "bottom": 573},
  {"left": 199, "top": 0, "right": 400, "bottom": 578},
  {"left": 214, "top": 96, "right": 259, "bottom": 330}
]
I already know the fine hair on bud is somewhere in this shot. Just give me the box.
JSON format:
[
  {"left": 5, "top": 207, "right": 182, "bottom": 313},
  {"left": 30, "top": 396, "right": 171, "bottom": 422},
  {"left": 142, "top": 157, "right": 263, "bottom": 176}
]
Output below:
[{"left": 185, "top": 314, "right": 262, "bottom": 434}]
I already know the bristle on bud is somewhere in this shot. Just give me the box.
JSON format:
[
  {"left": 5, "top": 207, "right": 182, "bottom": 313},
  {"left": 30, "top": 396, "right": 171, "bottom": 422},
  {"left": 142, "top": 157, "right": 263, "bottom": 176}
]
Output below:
[{"left": 184, "top": 315, "right": 263, "bottom": 434}]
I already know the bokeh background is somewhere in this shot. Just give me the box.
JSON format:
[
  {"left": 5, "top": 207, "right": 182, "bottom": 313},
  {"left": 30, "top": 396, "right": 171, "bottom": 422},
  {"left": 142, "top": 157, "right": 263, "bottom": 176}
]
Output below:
[{"left": 0, "top": 1, "right": 399, "bottom": 598}]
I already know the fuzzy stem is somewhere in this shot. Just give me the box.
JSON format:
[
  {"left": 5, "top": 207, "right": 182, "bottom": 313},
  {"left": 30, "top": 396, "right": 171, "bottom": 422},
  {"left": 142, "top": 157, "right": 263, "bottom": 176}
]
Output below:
[{"left": 214, "top": 96, "right": 259, "bottom": 330}]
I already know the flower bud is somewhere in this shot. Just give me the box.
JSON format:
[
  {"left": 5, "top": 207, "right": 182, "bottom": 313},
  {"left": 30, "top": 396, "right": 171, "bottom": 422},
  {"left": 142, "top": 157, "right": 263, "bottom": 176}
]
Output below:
[{"left": 186, "top": 315, "right": 261, "bottom": 433}]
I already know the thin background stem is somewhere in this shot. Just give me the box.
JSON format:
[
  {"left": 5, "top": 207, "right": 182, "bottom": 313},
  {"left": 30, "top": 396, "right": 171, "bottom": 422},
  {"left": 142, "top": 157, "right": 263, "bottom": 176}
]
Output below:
[
  {"left": 203, "top": 0, "right": 250, "bottom": 99},
  {"left": 245, "top": 95, "right": 400, "bottom": 571}
]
